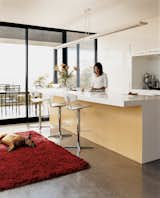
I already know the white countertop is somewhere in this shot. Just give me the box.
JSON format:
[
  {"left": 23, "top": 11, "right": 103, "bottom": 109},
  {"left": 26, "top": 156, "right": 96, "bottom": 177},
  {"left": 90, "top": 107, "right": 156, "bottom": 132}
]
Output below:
[
  {"left": 131, "top": 89, "right": 160, "bottom": 96},
  {"left": 36, "top": 88, "right": 160, "bottom": 107}
]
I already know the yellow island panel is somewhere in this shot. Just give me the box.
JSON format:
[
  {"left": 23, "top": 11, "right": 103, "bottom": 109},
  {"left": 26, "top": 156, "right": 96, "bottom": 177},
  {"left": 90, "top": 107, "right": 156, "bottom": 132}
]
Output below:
[{"left": 50, "top": 96, "right": 142, "bottom": 163}]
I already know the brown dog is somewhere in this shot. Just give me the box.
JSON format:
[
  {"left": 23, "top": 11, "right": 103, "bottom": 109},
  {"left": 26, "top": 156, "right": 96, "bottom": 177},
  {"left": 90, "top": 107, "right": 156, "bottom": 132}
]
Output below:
[{"left": 0, "top": 133, "right": 36, "bottom": 152}]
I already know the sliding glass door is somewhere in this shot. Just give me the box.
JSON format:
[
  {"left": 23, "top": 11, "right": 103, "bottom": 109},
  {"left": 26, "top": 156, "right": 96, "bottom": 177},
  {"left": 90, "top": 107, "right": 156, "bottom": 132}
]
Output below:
[
  {"left": 28, "top": 29, "right": 62, "bottom": 118},
  {"left": 0, "top": 26, "right": 63, "bottom": 122},
  {"left": 0, "top": 26, "right": 26, "bottom": 120}
]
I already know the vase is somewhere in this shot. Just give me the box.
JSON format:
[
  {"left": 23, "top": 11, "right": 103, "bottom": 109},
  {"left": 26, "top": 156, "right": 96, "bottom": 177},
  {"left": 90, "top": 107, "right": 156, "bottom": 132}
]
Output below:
[{"left": 61, "top": 80, "right": 68, "bottom": 88}]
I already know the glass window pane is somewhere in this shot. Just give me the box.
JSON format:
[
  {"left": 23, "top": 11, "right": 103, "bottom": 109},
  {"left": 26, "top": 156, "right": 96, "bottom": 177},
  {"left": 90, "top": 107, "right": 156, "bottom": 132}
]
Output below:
[
  {"left": 80, "top": 40, "right": 95, "bottom": 88},
  {"left": 28, "top": 29, "right": 62, "bottom": 46},
  {"left": 67, "top": 32, "right": 86, "bottom": 42},
  {"left": 67, "top": 45, "right": 77, "bottom": 88},
  {"left": 67, "top": 32, "right": 95, "bottom": 88},
  {"left": 0, "top": 26, "right": 26, "bottom": 120},
  {"left": 57, "top": 49, "right": 62, "bottom": 65},
  {"left": 0, "top": 26, "right": 25, "bottom": 41}
]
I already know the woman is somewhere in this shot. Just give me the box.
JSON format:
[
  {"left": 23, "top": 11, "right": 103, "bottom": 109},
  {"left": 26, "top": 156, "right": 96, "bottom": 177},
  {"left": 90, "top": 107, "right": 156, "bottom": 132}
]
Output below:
[{"left": 91, "top": 62, "right": 108, "bottom": 91}]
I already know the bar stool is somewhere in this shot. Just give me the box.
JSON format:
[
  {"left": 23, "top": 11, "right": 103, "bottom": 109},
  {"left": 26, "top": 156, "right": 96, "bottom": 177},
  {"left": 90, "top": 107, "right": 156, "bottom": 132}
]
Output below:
[
  {"left": 29, "top": 92, "right": 50, "bottom": 131},
  {"left": 48, "top": 102, "right": 72, "bottom": 139},
  {"left": 30, "top": 97, "right": 43, "bottom": 130},
  {"left": 64, "top": 93, "right": 93, "bottom": 152}
]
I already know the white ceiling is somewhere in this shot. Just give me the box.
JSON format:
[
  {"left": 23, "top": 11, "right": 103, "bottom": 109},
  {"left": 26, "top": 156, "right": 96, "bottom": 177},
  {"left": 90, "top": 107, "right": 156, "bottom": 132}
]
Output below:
[{"left": 0, "top": 0, "right": 159, "bottom": 33}]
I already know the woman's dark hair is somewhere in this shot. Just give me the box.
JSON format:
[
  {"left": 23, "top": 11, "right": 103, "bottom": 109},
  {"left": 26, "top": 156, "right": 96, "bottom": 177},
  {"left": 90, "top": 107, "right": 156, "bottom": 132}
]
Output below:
[{"left": 94, "top": 62, "right": 103, "bottom": 75}]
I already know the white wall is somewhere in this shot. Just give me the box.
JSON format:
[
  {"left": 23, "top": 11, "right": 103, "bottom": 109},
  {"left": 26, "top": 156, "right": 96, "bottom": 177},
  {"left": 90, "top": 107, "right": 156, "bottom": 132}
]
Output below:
[
  {"left": 132, "top": 55, "right": 160, "bottom": 89},
  {"left": 98, "top": 17, "right": 160, "bottom": 92}
]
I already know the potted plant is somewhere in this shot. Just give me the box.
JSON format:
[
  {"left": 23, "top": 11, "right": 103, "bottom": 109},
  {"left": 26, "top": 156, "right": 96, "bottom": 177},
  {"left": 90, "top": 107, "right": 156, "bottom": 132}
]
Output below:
[{"left": 33, "top": 74, "right": 48, "bottom": 88}]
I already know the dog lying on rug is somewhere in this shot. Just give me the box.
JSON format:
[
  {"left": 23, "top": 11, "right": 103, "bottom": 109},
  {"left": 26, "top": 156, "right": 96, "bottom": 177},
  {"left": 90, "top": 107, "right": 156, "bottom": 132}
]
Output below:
[{"left": 0, "top": 133, "right": 36, "bottom": 152}]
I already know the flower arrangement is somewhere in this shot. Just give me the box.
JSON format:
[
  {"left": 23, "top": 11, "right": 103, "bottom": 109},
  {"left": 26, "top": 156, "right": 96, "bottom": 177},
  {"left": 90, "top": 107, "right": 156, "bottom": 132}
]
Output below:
[{"left": 55, "top": 64, "right": 77, "bottom": 87}]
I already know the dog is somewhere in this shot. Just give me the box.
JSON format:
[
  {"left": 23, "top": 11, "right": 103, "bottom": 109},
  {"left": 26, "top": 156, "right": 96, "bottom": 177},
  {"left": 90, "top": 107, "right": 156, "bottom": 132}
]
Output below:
[{"left": 0, "top": 133, "right": 36, "bottom": 152}]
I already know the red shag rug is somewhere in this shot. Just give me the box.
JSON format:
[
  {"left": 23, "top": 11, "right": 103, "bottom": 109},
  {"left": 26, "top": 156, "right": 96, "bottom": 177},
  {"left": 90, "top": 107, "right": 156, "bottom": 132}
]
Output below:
[{"left": 0, "top": 131, "right": 89, "bottom": 191}]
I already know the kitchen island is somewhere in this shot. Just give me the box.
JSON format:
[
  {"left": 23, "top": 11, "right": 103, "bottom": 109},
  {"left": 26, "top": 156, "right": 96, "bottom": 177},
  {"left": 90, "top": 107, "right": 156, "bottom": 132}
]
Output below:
[{"left": 40, "top": 88, "right": 160, "bottom": 164}]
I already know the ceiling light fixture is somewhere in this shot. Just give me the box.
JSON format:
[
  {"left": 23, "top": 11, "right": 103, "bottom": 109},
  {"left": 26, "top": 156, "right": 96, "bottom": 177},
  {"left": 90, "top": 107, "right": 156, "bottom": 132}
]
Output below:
[
  {"left": 84, "top": 8, "right": 92, "bottom": 35},
  {"left": 53, "top": 21, "right": 148, "bottom": 50}
]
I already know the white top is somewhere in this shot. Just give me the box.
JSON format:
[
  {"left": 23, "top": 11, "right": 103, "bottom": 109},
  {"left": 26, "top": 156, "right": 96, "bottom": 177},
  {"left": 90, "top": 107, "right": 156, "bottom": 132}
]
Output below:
[{"left": 91, "top": 73, "right": 108, "bottom": 89}]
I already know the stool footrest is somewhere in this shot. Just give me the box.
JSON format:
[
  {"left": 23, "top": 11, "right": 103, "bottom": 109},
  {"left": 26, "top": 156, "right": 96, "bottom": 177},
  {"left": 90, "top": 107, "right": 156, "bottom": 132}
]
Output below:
[
  {"left": 48, "top": 133, "right": 72, "bottom": 138},
  {"left": 28, "top": 125, "right": 50, "bottom": 129},
  {"left": 65, "top": 146, "right": 94, "bottom": 150}
]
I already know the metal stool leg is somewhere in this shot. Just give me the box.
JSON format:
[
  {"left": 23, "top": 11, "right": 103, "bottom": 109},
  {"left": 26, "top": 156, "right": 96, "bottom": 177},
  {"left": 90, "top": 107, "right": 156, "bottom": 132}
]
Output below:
[
  {"left": 48, "top": 106, "right": 72, "bottom": 139},
  {"left": 28, "top": 101, "right": 50, "bottom": 131},
  {"left": 77, "top": 109, "right": 81, "bottom": 151},
  {"left": 58, "top": 106, "right": 62, "bottom": 137},
  {"left": 65, "top": 109, "right": 93, "bottom": 151},
  {"left": 35, "top": 103, "right": 37, "bottom": 116},
  {"left": 39, "top": 102, "right": 42, "bottom": 130}
]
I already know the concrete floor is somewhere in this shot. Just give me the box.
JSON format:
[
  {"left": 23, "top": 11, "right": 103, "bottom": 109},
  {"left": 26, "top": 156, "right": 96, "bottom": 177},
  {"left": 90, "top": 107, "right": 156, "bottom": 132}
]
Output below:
[{"left": 0, "top": 123, "right": 160, "bottom": 198}]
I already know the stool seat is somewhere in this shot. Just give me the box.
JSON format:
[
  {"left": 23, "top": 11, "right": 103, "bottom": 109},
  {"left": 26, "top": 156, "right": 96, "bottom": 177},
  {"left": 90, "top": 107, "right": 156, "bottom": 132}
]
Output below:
[
  {"left": 31, "top": 98, "right": 43, "bottom": 104},
  {"left": 66, "top": 104, "right": 89, "bottom": 111},
  {"left": 51, "top": 103, "right": 66, "bottom": 108}
]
